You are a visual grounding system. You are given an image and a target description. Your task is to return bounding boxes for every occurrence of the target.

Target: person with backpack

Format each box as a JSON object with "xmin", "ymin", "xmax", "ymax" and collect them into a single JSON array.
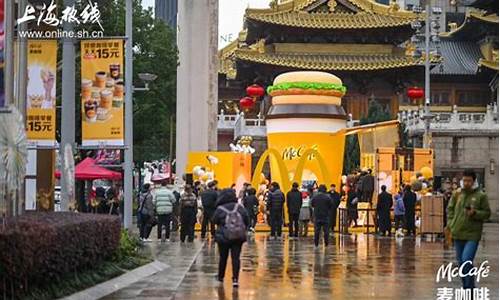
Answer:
[
  {"xmin": 266, "ymin": 182, "xmax": 285, "ymax": 240},
  {"xmin": 213, "ymin": 188, "xmax": 250, "ymax": 287},
  {"xmin": 286, "ymin": 182, "xmax": 302, "ymax": 238},
  {"xmin": 201, "ymin": 180, "xmax": 218, "ymax": 239},
  {"xmin": 155, "ymin": 181, "xmax": 176, "ymax": 242},
  {"xmin": 394, "ymin": 189, "xmax": 405, "ymax": 235},
  {"xmin": 138, "ymin": 183, "xmax": 154, "ymax": 241},
  {"xmin": 180, "ymin": 185, "xmax": 198, "ymax": 243},
  {"xmin": 243, "ymin": 187, "xmax": 259, "ymax": 232}
]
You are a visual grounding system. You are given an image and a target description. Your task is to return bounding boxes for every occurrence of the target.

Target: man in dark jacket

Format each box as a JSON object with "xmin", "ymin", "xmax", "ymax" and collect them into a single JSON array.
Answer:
[
  {"xmin": 286, "ymin": 182, "xmax": 302, "ymax": 238},
  {"xmin": 180, "ymin": 185, "xmax": 198, "ymax": 243},
  {"xmin": 403, "ymin": 185, "xmax": 417, "ymax": 236},
  {"xmin": 328, "ymin": 184, "xmax": 341, "ymax": 233},
  {"xmin": 376, "ymin": 185, "xmax": 393, "ymax": 236},
  {"xmin": 311, "ymin": 185, "xmax": 333, "ymax": 247},
  {"xmin": 201, "ymin": 181, "xmax": 218, "ymax": 239},
  {"xmin": 243, "ymin": 187, "xmax": 259, "ymax": 231},
  {"xmin": 267, "ymin": 182, "xmax": 285, "ymax": 239},
  {"xmin": 213, "ymin": 188, "xmax": 249, "ymax": 287}
]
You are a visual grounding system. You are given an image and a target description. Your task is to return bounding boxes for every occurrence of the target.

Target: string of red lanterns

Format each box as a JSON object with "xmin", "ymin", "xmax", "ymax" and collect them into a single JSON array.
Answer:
[{"xmin": 240, "ymin": 84, "xmax": 265, "ymax": 112}]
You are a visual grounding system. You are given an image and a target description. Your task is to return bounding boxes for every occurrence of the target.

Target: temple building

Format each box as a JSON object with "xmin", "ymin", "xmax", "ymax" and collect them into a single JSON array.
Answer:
[
  {"xmin": 400, "ymin": 0, "xmax": 498, "ymax": 218},
  {"xmin": 217, "ymin": 0, "xmax": 498, "ymax": 217}
]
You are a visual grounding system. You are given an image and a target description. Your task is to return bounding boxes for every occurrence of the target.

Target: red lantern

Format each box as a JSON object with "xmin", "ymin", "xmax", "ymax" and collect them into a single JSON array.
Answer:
[
  {"xmin": 239, "ymin": 96, "xmax": 254, "ymax": 111},
  {"xmin": 246, "ymin": 84, "xmax": 265, "ymax": 98},
  {"xmin": 407, "ymin": 86, "xmax": 424, "ymax": 100}
]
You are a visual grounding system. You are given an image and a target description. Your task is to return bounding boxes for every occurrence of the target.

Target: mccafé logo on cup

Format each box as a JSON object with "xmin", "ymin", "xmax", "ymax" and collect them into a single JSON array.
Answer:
[{"xmin": 282, "ymin": 145, "xmax": 319, "ymax": 161}]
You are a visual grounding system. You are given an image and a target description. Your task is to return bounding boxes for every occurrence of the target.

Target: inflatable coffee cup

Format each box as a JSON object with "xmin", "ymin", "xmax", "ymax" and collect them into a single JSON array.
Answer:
[{"xmin": 266, "ymin": 71, "xmax": 347, "ymax": 185}]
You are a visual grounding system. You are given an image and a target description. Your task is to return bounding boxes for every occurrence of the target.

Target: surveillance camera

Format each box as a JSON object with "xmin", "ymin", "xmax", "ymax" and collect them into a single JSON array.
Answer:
[{"xmin": 138, "ymin": 73, "xmax": 158, "ymax": 82}]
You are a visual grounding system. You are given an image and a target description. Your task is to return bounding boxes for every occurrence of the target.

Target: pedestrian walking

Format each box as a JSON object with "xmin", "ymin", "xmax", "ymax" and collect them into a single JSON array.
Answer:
[
  {"xmin": 138, "ymin": 183, "xmax": 154, "ymax": 241},
  {"xmin": 286, "ymin": 182, "xmax": 302, "ymax": 238},
  {"xmin": 155, "ymin": 181, "xmax": 176, "ymax": 242},
  {"xmin": 403, "ymin": 185, "xmax": 417, "ymax": 236},
  {"xmin": 201, "ymin": 181, "xmax": 218, "ymax": 239},
  {"xmin": 446, "ymin": 169, "xmax": 491, "ymax": 290},
  {"xmin": 393, "ymin": 189, "xmax": 405, "ymax": 235},
  {"xmin": 299, "ymin": 189, "xmax": 312, "ymax": 237},
  {"xmin": 376, "ymin": 185, "xmax": 392, "ymax": 236},
  {"xmin": 171, "ymin": 188, "xmax": 181, "ymax": 231},
  {"xmin": 311, "ymin": 185, "xmax": 332, "ymax": 247},
  {"xmin": 266, "ymin": 182, "xmax": 285, "ymax": 239},
  {"xmin": 180, "ymin": 185, "xmax": 198, "ymax": 243},
  {"xmin": 243, "ymin": 187, "xmax": 259, "ymax": 232},
  {"xmin": 213, "ymin": 188, "xmax": 250, "ymax": 287},
  {"xmin": 328, "ymin": 184, "xmax": 341, "ymax": 232}
]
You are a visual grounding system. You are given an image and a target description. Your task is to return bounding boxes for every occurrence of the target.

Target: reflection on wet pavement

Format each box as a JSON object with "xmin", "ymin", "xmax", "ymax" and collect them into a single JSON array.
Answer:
[{"xmin": 173, "ymin": 225, "xmax": 498, "ymax": 300}]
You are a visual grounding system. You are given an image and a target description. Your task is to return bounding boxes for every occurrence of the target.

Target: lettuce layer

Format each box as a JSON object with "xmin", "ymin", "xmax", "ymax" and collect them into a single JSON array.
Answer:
[{"xmin": 267, "ymin": 81, "xmax": 347, "ymax": 94}]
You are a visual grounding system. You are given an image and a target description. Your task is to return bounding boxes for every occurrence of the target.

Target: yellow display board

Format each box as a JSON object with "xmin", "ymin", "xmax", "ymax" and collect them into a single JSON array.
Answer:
[
  {"xmin": 26, "ymin": 40, "xmax": 57, "ymax": 146},
  {"xmin": 81, "ymin": 39, "xmax": 124, "ymax": 146},
  {"xmin": 263, "ymin": 131, "xmax": 346, "ymax": 189},
  {"xmin": 186, "ymin": 152, "xmax": 252, "ymax": 189}
]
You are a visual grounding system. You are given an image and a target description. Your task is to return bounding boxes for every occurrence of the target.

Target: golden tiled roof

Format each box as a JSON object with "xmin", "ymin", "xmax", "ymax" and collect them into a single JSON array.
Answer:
[
  {"xmin": 245, "ymin": 0, "xmax": 420, "ymax": 29},
  {"xmin": 233, "ymin": 48, "xmax": 425, "ymax": 71},
  {"xmin": 246, "ymin": 11, "xmax": 418, "ymax": 29}
]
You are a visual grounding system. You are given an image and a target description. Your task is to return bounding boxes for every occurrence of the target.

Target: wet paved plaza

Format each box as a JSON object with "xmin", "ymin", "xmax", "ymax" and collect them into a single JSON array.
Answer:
[{"xmin": 105, "ymin": 224, "xmax": 498, "ymax": 300}]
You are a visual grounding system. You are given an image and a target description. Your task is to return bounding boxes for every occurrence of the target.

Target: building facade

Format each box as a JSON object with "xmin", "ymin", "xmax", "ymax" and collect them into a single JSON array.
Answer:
[{"xmin": 155, "ymin": 0, "xmax": 178, "ymax": 29}]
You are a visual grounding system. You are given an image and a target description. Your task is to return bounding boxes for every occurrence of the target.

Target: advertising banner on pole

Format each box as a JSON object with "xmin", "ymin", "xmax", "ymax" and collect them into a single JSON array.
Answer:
[
  {"xmin": 26, "ymin": 39, "xmax": 57, "ymax": 146},
  {"xmin": 0, "ymin": 0, "xmax": 4, "ymax": 107},
  {"xmin": 80, "ymin": 39, "xmax": 124, "ymax": 147}
]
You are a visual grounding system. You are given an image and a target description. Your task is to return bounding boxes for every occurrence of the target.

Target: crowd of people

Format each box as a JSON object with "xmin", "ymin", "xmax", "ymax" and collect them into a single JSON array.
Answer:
[{"xmin": 135, "ymin": 169, "xmax": 491, "ymax": 290}]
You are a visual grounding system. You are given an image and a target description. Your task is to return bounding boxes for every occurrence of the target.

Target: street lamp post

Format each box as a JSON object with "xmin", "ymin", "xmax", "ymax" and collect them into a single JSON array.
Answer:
[
  {"xmin": 412, "ymin": 3, "xmax": 441, "ymax": 149},
  {"xmin": 124, "ymin": 0, "xmax": 133, "ymax": 229},
  {"xmin": 124, "ymin": 1, "xmax": 157, "ymax": 229}
]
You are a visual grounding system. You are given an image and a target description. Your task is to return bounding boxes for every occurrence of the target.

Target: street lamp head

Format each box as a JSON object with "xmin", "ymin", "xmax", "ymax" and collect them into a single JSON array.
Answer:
[{"xmin": 138, "ymin": 73, "xmax": 158, "ymax": 82}]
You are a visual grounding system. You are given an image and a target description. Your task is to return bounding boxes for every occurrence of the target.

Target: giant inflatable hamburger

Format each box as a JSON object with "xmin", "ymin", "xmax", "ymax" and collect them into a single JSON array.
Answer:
[{"xmin": 266, "ymin": 71, "xmax": 347, "ymax": 185}]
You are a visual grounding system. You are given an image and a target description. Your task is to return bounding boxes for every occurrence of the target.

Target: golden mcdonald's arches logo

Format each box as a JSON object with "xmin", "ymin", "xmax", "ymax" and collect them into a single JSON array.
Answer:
[
  {"xmin": 282, "ymin": 144, "xmax": 318, "ymax": 161},
  {"xmin": 251, "ymin": 147, "xmax": 333, "ymax": 191}
]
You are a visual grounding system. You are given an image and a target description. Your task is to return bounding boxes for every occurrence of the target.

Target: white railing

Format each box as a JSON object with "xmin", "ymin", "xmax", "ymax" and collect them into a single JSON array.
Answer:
[
  {"xmin": 399, "ymin": 104, "xmax": 499, "ymax": 135},
  {"xmin": 217, "ymin": 111, "xmax": 266, "ymax": 138}
]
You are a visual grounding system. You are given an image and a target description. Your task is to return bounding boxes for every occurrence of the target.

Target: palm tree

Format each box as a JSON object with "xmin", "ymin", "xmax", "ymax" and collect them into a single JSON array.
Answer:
[{"xmin": 0, "ymin": 106, "xmax": 28, "ymax": 218}]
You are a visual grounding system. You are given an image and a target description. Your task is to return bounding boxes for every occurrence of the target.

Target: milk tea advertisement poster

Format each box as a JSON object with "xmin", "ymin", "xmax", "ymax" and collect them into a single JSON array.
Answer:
[
  {"xmin": 80, "ymin": 39, "xmax": 124, "ymax": 147},
  {"xmin": 26, "ymin": 40, "xmax": 57, "ymax": 145}
]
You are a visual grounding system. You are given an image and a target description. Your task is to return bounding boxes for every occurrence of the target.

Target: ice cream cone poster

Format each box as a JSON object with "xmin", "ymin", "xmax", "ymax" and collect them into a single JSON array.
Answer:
[
  {"xmin": 81, "ymin": 39, "xmax": 124, "ymax": 147},
  {"xmin": 26, "ymin": 40, "xmax": 57, "ymax": 145}
]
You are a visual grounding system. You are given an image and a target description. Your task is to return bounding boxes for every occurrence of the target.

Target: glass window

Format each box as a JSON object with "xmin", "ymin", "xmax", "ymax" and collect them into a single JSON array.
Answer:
[
  {"xmin": 431, "ymin": 91, "xmax": 450, "ymax": 105},
  {"xmin": 457, "ymin": 90, "xmax": 491, "ymax": 106}
]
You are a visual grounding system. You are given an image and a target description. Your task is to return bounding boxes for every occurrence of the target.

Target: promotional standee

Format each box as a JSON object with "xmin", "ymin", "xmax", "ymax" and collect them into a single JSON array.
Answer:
[
  {"xmin": 81, "ymin": 39, "xmax": 124, "ymax": 147},
  {"xmin": 26, "ymin": 40, "xmax": 57, "ymax": 146}
]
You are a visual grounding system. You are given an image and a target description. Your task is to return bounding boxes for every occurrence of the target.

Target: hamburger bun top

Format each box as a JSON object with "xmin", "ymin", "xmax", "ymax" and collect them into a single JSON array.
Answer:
[{"xmin": 273, "ymin": 71, "xmax": 342, "ymax": 85}]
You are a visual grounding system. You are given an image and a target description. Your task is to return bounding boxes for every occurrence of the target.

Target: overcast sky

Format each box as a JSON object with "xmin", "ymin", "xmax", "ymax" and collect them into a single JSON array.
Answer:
[{"xmin": 141, "ymin": 0, "xmax": 270, "ymax": 48}]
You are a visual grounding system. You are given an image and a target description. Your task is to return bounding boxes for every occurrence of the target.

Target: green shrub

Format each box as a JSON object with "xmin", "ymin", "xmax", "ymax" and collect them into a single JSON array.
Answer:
[{"xmin": 0, "ymin": 212, "xmax": 121, "ymax": 298}]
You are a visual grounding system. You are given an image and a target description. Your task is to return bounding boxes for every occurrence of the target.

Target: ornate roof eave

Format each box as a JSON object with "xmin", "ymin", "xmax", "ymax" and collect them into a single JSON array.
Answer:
[
  {"xmin": 441, "ymin": 9, "xmax": 499, "ymax": 38},
  {"xmin": 232, "ymin": 48, "xmax": 435, "ymax": 72},
  {"xmin": 479, "ymin": 58, "xmax": 499, "ymax": 71}
]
